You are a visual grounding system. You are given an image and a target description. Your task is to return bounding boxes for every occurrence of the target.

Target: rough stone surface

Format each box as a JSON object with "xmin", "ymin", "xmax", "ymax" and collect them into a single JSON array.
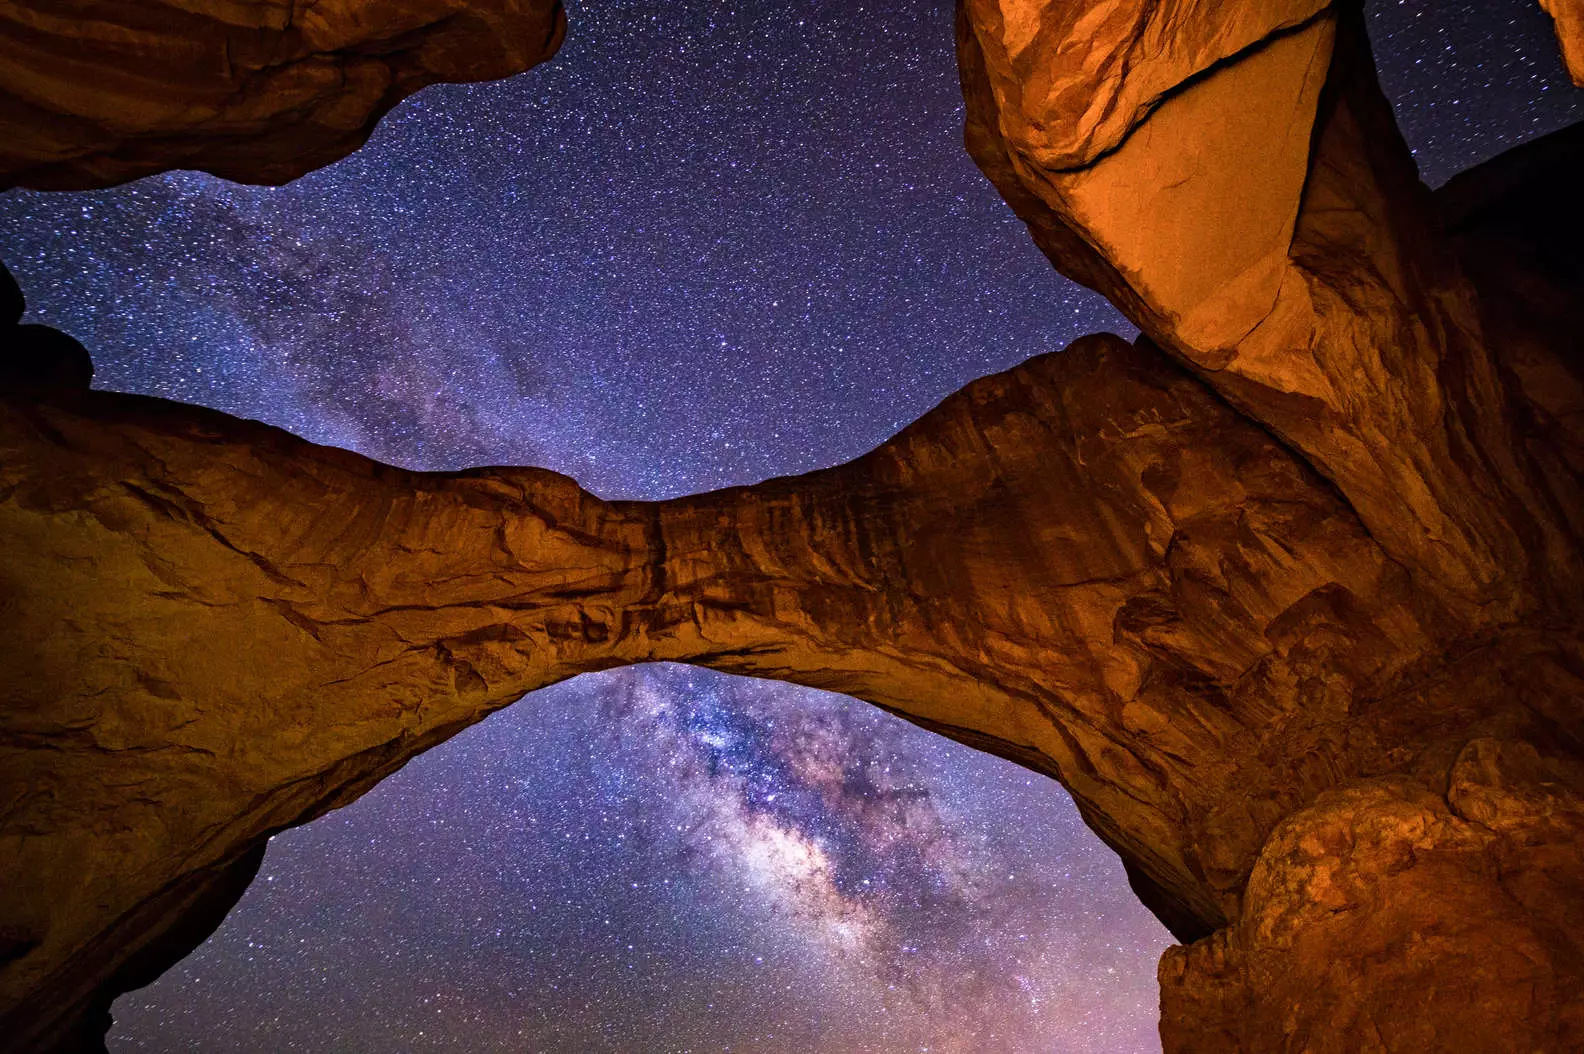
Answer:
[
  {"xmin": 953, "ymin": 0, "xmax": 1584, "ymax": 1049},
  {"xmin": 0, "ymin": 0, "xmax": 1582, "ymax": 1051},
  {"xmin": 1160, "ymin": 744, "xmax": 1584, "ymax": 1052},
  {"xmin": 958, "ymin": 0, "xmax": 1583, "ymax": 621},
  {"xmin": 0, "ymin": 332, "xmax": 1395, "ymax": 1044},
  {"xmin": 0, "ymin": 0, "xmax": 565, "ymax": 190},
  {"xmin": 1543, "ymin": 0, "xmax": 1584, "ymax": 85},
  {"xmin": 4, "ymin": 331, "xmax": 1582, "ymax": 1051}
]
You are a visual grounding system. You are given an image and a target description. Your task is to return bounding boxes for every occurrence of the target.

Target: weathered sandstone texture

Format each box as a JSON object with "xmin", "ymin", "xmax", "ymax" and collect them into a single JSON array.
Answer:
[
  {"xmin": 956, "ymin": 0, "xmax": 1584, "ymax": 1048},
  {"xmin": 0, "ymin": 0, "xmax": 1581, "ymax": 1051},
  {"xmin": 0, "ymin": 0, "xmax": 565, "ymax": 190},
  {"xmin": 8, "ymin": 327, "xmax": 1574, "ymax": 1051},
  {"xmin": 958, "ymin": 0, "xmax": 1581, "ymax": 620},
  {"xmin": 1543, "ymin": 0, "xmax": 1584, "ymax": 85}
]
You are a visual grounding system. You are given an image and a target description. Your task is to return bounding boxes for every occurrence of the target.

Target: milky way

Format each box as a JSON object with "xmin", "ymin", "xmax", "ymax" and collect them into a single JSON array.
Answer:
[{"xmin": 0, "ymin": 0, "xmax": 1578, "ymax": 1051}]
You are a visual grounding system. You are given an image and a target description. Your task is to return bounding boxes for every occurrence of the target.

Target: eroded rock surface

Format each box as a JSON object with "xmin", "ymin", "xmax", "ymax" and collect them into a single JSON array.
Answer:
[
  {"xmin": 958, "ymin": 0, "xmax": 1583, "ymax": 621},
  {"xmin": 0, "ymin": 332, "xmax": 1383, "ymax": 1044},
  {"xmin": 1161, "ymin": 741, "xmax": 1584, "ymax": 1052},
  {"xmin": 1543, "ymin": 0, "xmax": 1584, "ymax": 85},
  {"xmin": 0, "ymin": 0, "xmax": 565, "ymax": 190},
  {"xmin": 953, "ymin": 0, "xmax": 1584, "ymax": 1048},
  {"xmin": 4, "ymin": 330, "xmax": 1582, "ymax": 1051}
]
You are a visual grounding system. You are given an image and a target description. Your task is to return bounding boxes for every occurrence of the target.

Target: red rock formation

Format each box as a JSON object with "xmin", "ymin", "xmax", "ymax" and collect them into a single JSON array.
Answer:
[
  {"xmin": 955, "ymin": 0, "xmax": 1584, "ymax": 1048},
  {"xmin": 958, "ymin": 0, "xmax": 1582, "ymax": 621},
  {"xmin": 1160, "ymin": 743, "xmax": 1584, "ymax": 1052},
  {"xmin": 1543, "ymin": 0, "xmax": 1584, "ymax": 85},
  {"xmin": 0, "ymin": 0, "xmax": 1581, "ymax": 1051},
  {"xmin": 4, "ymin": 327, "xmax": 1582, "ymax": 1050},
  {"xmin": 0, "ymin": 0, "xmax": 565, "ymax": 190}
]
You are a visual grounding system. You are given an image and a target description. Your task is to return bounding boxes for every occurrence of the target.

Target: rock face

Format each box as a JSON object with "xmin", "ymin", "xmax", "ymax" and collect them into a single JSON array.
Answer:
[
  {"xmin": 953, "ymin": 0, "xmax": 1584, "ymax": 1048},
  {"xmin": 4, "ymin": 329, "xmax": 1582, "ymax": 1050},
  {"xmin": 958, "ymin": 0, "xmax": 1581, "ymax": 621},
  {"xmin": 0, "ymin": 0, "xmax": 565, "ymax": 190},
  {"xmin": 1159, "ymin": 744, "xmax": 1584, "ymax": 1052},
  {"xmin": 0, "ymin": 0, "xmax": 1581, "ymax": 1051},
  {"xmin": 1543, "ymin": 0, "xmax": 1584, "ymax": 85}
]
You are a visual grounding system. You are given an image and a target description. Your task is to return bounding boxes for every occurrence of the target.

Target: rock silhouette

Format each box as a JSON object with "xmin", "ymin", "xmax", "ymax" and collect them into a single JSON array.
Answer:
[
  {"xmin": 0, "ymin": 263, "xmax": 93, "ymax": 391},
  {"xmin": 1, "ymin": 0, "xmax": 1582, "ymax": 1051}
]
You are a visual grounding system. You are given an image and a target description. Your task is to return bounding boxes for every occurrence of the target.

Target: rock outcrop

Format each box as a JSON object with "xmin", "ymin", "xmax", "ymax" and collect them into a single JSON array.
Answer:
[
  {"xmin": 0, "ymin": 0, "xmax": 565, "ymax": 190},
  {"xmin": 1543, "ymin": 0, "xmax": 1584, "ymax": 85},
  {"xmin": 957, "ymin": 0, "xmax": 1581, "ymax": 621},
  {"xmin": 953, "ymin": 0, "xmax": 1584, "ymax": 1047},
  {"xmin": 0, "ymin": 0, "xmax": 1581, "ymax": 1051},
  {"xmin": 1, "ymin": 266, "xmax": 93, "ymax": 391},
  {"xmin": 1159, "ymin": 743, "xmax": 1584, "ymax": 1052}
]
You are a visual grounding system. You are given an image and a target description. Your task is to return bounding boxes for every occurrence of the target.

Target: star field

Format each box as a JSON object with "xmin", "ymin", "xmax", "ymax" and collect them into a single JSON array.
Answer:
[
  {"xmin": 102, "ymin": 669, "xmax": 1169, "ymax": 1052},
  {"xmin": 0, "ymin": 1, "xmax": 1127, "ymax": 500},
  {"xmin": 1369, "ymin": 0, "xmax": 1580, "ymax": 184},
  {"xmin": 0, "ymin": 0, "xmax": 1578, "ymax": 1051}
]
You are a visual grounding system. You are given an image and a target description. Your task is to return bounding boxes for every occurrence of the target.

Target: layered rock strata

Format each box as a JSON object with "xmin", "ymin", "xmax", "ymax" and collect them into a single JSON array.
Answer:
[{"xmin": 0, "ymin": 0, "xmax": 565, "ymax": 190}]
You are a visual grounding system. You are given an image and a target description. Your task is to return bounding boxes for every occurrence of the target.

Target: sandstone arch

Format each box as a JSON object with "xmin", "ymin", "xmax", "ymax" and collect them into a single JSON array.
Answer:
[{"xmin": 1, "ymin": 0, "xmax": 1582, "ymax": 1050}]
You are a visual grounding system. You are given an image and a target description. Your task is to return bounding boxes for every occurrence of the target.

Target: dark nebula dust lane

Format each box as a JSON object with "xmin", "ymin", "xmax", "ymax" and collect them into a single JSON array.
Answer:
[{"xmin": 0, "ymin": 0, "xmax": 1577, "ymax": 1051}]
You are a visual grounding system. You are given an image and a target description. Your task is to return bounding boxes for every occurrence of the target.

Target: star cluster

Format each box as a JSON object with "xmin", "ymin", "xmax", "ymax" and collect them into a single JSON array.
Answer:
[{"xmin": 0, "ymin": 0, "xmax": 1578, "ymax": 1051}]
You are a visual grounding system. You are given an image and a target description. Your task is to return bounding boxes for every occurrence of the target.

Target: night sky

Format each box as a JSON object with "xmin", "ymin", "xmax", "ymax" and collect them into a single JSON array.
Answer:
[{"xmin": 1, "ymin": 1, "xmax": 1579, "ymax": 1051}]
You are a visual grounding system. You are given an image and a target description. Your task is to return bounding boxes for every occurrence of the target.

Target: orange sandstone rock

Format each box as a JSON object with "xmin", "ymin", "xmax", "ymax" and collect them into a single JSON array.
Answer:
[
  {"xmin": 958, "ymin": 0, "xmax": 1583, "ymax": 621},
  {"xmin": 4, "ymin": 329, "xmax": 1582, "ymax": 1050},
  {"xmin": 1542, "ymin": 0, "xmax": 1584, "ymax": 85},
  {"xmin": 0, "ymin": 0, "xmax": 565, "ymax": 189}
]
